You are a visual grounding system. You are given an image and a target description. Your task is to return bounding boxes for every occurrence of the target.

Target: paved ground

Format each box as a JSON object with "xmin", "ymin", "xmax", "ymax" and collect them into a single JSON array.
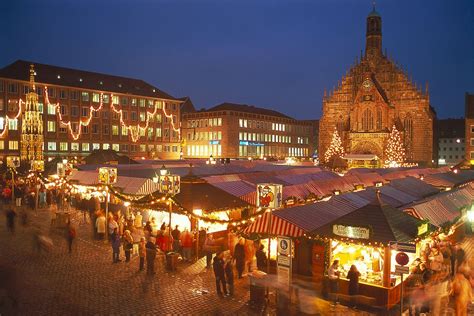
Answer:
[{"xmin": 0, "ymin": 205, "xmax": 373, "ymax": 316}]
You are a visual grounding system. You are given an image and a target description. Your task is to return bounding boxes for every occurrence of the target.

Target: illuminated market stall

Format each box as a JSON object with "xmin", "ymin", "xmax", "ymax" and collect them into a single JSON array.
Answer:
[{"xmin": 310, "ymin": 193, "xmax": 426, "ymax": 309}]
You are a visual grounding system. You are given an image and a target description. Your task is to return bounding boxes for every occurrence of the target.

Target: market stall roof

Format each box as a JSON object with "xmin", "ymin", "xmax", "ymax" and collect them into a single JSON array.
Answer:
[
  {"xmin": 388, "ymin": 177, "xmax": 440, "ymax": 198},
  {"xmin": 243, "ymin": 211, "xmax": 305, "ymax": 238},
  {"xmin": 172, "ymin": 180, "xmax": 249, "ymax": 212},
  {"xmin": 83, "ymin": 149, "xmax": 138, "ymax": 165},
  {"xmin": 312, "ymin": 193, "xmax": 424, "ymax": 243}
]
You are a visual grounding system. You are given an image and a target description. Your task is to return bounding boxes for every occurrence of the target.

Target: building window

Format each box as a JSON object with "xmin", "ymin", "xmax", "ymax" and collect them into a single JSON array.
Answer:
[
  {"xmin": 361, "ymin": 108, "xmax": 374, "ymax": 131},
  {"xmin": 71, "ymin": 106, "xmax": 79, "ymax": 117},
  {"xmin": 131, "ymin": 98, "xmax": 137, "ymax": 107},
  {"xmin": 112, "ymin": 125, "xmax": 119, "ymax": 136},
  {"xmin": 156, "ymin": 128, "xmax": 162, "ymax": 137},
  {"xmin": 121, "ymin": 144, "xmax": 129, "ymax": 152},
  {"xmin": 59, "ymin": 90, "xmax": 67, "ymax": 99},
  {"xmin": 139, "ymin": 99, "xmax": 145, "ymax": 107},
  {"xmin": 103, "ymin": 143, "xmax": 110, "ymax": 150},
  {"xmin": 92, "ymin": 124, "xmax": 99, "ymax": 134},
  {"xmin": 60, "ymin": 105, "xmax": 67, "ymax": 116},
  {"xmin": 0, "ymin": 141, "xmax": 4, "ymax": 150},
  {"xmin": 8, "ymin": 83, "xmax": 18, "ymax": 94},
  {"xmin": 103, "ymin": 124, "xmax": 109, "ymax": 135},
  {"xmin": 92, "ymin": 143, "xmax": 100, "ymax": 150},
  {"xmin": 81, "ymin": 107, "xmax": 89, "ymax": 117},
  {"xmin": 112, "ymin": 96, "xmax": 119, "ymax": 105},
  {"xmin": 9, "ymin": 141, "xmax": 19, "ymax": 150},
  {"xmin": 23, "ymin": 85, "xmax": 30, "ymax": 94},
  {"xmin": 71, "ymin": 143, "xmax": 79, "ymax": 151},
  {"xmin": 60, "ymin": 142, "xmax": 68, "ymax": 151},
  {"xmin": 140, "ymin": 144, "xmax": 146, "ymax": 152},
  {"xmin": 122, "ymin": 111, "xmax": 128, "ymax": 120},
  {"xmin": 70, "ymin": 91, "xmax": 78, "ymax": 100},
  {"xmin": 131, "ymin": 112, "xmax": 137, "ymax": 121},
  {"xmin": 82, "ymin": 143, "xmax": 90, "ymax": 152},
  {"xmin": 112, "ymin": 144, "xmax": 119, "ymax": 151},
  {"xmin": 155, "ymin": 101, "xmax": 162, "ymax": 109},
  {"xmin": 59, "ymin": 127, "xmax": 67, "ymax": 133},
  {"xmin": 49, "ymin": 87, "xmax": 56, "ymax": 98},
  {"xmin": 102, "ymin": 111, "xmax": 109, "ymax": 119},
  {"xmin": 47, "ymin": 142, "xmax": 56, "ymax": 151},
  {"xmin": 148, "ymin": 100, "xmax": 154, "ymax": 108},
  {"xmin": 102, "ymin": 94, "xmax": 110, "ymax": 104},
  {"xmin": 47, "ymin": 121, "xmax": 56, "ymax": 132},
  {"xmin": 140, "ymin": 112, "xmax": 146, "ymax": 122},
  {"xmin": 8, "ymin": 119, "xmax": 18, "ymax": 130},
  {"xmin": 81, "ymin": 92, "xmax": 89, "ymax": 102},
  {"xmin": 121, "ymin": 127, "xmax": 128, "ymax": 136},
  {"xmin": 92, "ymin": 93, "xmax": 100, "ymax": 103}
]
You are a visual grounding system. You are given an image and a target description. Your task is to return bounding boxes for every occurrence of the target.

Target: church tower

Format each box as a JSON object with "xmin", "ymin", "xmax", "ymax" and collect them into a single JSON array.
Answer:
[
  {"xmin": 20, "ymin": 64, "xmax": 44, "ymax": 162},
  {"xmin": 365, "ymin": 5, "xmax": 382, "ymax": 59}
]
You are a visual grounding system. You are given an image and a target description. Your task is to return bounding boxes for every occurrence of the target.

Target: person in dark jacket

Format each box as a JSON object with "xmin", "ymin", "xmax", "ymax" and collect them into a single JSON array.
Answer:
[
  {"xmin": 111, "ymin": 228, "xmax": 121, "ymax": 263},
  {"xmin": 6, "ymin": 208, "xmax": 17, "ymax": 234},
  {"xmin": 234, "ymin": 238, "xmax": 245, "ymax": 278},
  {"xmin": 213, "ymin": 252, "xmax": 228, "ymax": 296},
  {"xmin": 256, "ymin": 244, "xmax": 267, "ymax": 271},
  {"xmin": 224, "ymin": 256, "xmax": 234, "ymax": 296},
  {"xmin": 146, "ymin": 238, "xmax": 157, "ymax": 275},
  {"xmin": 347, "ymin": 265, "xmax": 360, "ymax": 307}
]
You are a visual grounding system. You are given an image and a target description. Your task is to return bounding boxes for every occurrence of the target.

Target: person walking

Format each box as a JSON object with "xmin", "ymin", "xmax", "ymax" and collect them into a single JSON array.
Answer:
[
  {"xmin": 111, "ymin": 228, "xmax": 121, "ymax": 263},
  {"xmin": 66, "ymin": 222, "xmax": 76, "ymax": 253},
  {"xmin": 204, "ymin": 233, "xmax": 216, "ymax": 269},
  {"xmin": 180, "ymin": 228, "xmax": 193, "ymax": 262},
  {"xmin": 138, "ymin": 237, "xmax": 146, "ymax": 271},
  {"xmin": 234, "ymin": 238, "xmax": 245, "ymax": 278},
  {"xmin": 224, "ymin": 256, "xmax": 235, "ymax": 296},
  {"xmin": 108, "ymin": 215, "xmax": 118, "ymax": 241},
  {"xmin": 347, "ymin": 264, "xmax": 361, "ymax": 308},
  {"xmin": 6, "ymin": 208, "xmax": 17, "ymax": 234},
  {"xmin": 256, "ymin": 244, "xmax": 267, "ymax": 271},
  {"xmin": 171, "ymin": 225, "xmax": 181, "ymax": 253},
  {"xmin": 213, "ymin": 252, "xmax": 228, "ymax": 297},
  {"xmin": 450, "ymin": 269, "xmax": 472, "ymax": 316},
  {"xmin": 328, "ymin": 260, "xmax": 341, "ymax": 305},
  {"xmin": 123, "ymin": 230, "xmax": 134, "ymax": 262},
  {"xmin": 146, "ymin": 238, "xmax": 157, "ymax": 275},
  {"xmin": 95, "ymin": 212, "xmax": 106, "ymax": 240}
]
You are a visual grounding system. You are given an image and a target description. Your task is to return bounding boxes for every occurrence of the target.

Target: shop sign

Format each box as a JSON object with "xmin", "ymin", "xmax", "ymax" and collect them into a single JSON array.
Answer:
[
  {"xmin": 277, "ymin": 255, "xmax": 291, "ymax": 267},
  {"xmin": 332, "ymin": 224, "xmax": 370, "ymax": 239},
  {"xmin": 389, "ymin": 241, "xmax": 416, "ymax": 253},
  {"xmin": 6, "ymin": 156, "xmax": 20, "ymax": 168},
  {"xmin": 256, "ymin": 183, "xmax": 282, "ymax": 209},
  {"xmin": 277, "ymin": 265, "xmax": 291, "ymax": 285},
  {"xmin": 98, "ymin": 167, "xmax": 118, "ymax": 184},
  {"xmin": 31, "ymin": 160, "xmax": 44, "ymax": 172},
  {"xmin": 417, "ymin": 223, "xmax": 428, "ymax": 236},
  {"xmin": 209, "ymin": 140, "xmax": 220, "ymax": 145},
  {"xmin": 239, "ymin": 141, "xmax": 264, "ymax": 147},
  {"xmin": 277, "ymin": 236, "xmax": 292, "ymax": 286},
  {"xmin": 277, "ymin": 236, "xmax": 292, "ymax": 258},
  {"xmin": 394, "ymin": 265, "xmax": 409, "ymax": 275},
  {"xmin": 395, "ymin": 252, "xmax": 410, "ymax": 266},
  {"xmin": 158, "ymin": 174, "xmax": 180, "ymax": 195}
]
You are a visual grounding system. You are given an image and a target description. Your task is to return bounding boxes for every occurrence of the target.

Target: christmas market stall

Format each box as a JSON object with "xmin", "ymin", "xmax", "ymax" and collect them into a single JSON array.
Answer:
[{"xmin": 311, "ymin": 192, "xmax": 426, "ymax": 309}]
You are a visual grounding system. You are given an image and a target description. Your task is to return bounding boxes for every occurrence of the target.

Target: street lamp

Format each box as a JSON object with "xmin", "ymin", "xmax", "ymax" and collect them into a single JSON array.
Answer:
[
  {"xmin": 160, "ymin": 164, "xmax": 168, "ymax": 176},
  {"xmin": 98, "ymin": 167, "xmax": 118, "ymax": 240}
]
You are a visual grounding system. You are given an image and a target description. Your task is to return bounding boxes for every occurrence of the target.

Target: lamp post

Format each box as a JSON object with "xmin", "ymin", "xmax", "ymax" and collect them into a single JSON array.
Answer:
[
  {"xmin": 7, "ymin": 156, "xmax": 20, "ymax": 207},
  {"xmin": 99, "ymin": 167, "xmax": 118, "ymax": 240},
  {"xmin": 153, "ymin": 164, "xmax": 180, "ymax": 252}
]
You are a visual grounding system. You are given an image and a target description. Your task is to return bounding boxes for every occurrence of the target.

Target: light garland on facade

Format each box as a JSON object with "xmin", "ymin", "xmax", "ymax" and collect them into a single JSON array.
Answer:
[
  {"xmin": 0, "ymin": 99, "xmax": 24, "ymax": 138},
  {"xmin": 43, "ymin": 87, "xmax": 180, "ymax": 142}
]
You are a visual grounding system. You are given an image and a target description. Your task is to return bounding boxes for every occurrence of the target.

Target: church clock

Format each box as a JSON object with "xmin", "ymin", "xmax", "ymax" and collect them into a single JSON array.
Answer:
[{"xmin": 362, "ymin": 79, "xmax": 372, "ymax": 91}]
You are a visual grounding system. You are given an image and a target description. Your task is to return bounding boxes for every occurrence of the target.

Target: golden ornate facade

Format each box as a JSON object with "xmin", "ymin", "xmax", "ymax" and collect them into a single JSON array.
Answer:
[{"xmin": 319, "ymin": 7, "xmax": 435, "ymax": 166}]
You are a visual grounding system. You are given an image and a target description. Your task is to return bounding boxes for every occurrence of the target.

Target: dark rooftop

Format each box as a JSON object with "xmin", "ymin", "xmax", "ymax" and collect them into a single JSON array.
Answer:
[
  {"xmin": 204, "ymin": 102, "xmax": 295, "ymax": 120},
  {"xmin": 437, "ymin": 118, "xmax": 465, "ymax": 138},
  {"xmin": 0, "ymin": 60, "xmax": 178, "ymax": 100}
]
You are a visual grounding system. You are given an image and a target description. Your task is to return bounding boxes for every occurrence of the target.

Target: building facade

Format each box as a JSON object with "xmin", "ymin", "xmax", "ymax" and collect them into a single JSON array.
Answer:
[
  {"xmin": 437, "ymin": 118, "xmax": 465, "ymax": 166},
  {"xmin": 0, "ymin": 60, "xmax": 182, "ymax": 161},
  {"xmin": 319, "ymin": 7, "xmax": 435, "ymax": 166},
  {"xmin": 465, "ymin": 93, "xmax": 474, "ymax": 161},
  {"xmin": 182, "ymin": 102, "xmax": 314, "ymax": 159}
]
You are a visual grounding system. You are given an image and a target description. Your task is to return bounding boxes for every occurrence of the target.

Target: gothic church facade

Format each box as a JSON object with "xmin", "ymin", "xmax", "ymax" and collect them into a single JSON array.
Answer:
[{"xmin": 319, "ymin": 7, "xmax": 435, "ymax": 166}]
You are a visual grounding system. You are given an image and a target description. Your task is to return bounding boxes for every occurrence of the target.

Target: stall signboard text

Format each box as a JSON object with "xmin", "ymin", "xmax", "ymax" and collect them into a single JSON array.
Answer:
[
  {"xmin": 394, "ymin": 265, "xmax": 409, "ymax": 275},
  {"xmin": 31, "ymin": 160, "xmax": 44, "ymax": 172},
  {"xmin": 7, "ymin": 156, "xmax": 20, "ymax": 168},
  {"xmin": 256, "ymin": 183, "xmax": 282, "ymax": 209},
  {"xmin": 389, "ymin": 241, "xmax": 416, "ymax": 253},
  {"xmin": 277, "ymin": 236, "xmax": 292, "ymax": 285},
  {"xmin": 332, "ymin": 224, "xmax": 370, "ymax": 239},
  {"xmin": 99, "ymin": 167, "xmax": 118, "ymax": 184}
]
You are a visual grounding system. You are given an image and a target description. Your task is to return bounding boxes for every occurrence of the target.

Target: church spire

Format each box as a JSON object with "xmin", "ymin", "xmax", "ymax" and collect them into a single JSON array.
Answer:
[
  {"xmin": 29, "ymin": 64, "xmax": 36, "ymax": 92},
  {"xmin": 365, "ymin": 3, "xmax": 382, "ymax": 59}
]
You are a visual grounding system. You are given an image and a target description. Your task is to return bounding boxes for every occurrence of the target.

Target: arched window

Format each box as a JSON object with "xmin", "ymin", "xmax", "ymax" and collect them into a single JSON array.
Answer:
[
  {"xmin": 362, "ymin": 108, "xmax": 374, "ymax": 131},
  {"xmin": 376, "ymin": 108, "xmax": 382, "ymax": 130},
  {"xmin": 336, "ymin": 116, "xmax": 344, "ymax": 132}
]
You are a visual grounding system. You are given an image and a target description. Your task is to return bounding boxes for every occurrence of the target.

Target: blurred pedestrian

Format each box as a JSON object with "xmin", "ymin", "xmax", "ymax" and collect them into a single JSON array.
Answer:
[
  {"xmin": 225, "ymin": 256, "xmax": 234, "ymax": 296},
  {"xmin": 234, "ymin": 238, "xmax": 245, "ymax": 278},
  {"xmin": 144, "ymin": 221, "xmax": 153, "ymax": 239},
  {"xmin": 204, "ymin": 233, "xmax": 216, "ymax": 269},
  {"xmin": 138, "ymin": 237, "xmax": 146, "ymax": 271},
  {"xmin": 180, "ymin": 228, "xmax": 193, "ymax": 262},
  {"xmin": 328, "ymin": 260, "xmax": 340, "ymax": 305},
  {"xmin": 111, "ymin": 228, "xmax": 121, "ymax": 263},
  {"xmin": 256, "ymin": 244, "xmax": 267, "ymax": 271},
  {"xmin": 171, "ymin": 225, "xmax": 181, "ymax": 253},
  {"xmin": 66, "ymin": 221, "xmax": 76, "ymax": 253},
  {"xmin": 6, "ymin": 208, "xmax": 16, "ymax": 234},
  {"xmin": 146, "ymin": 238, "xmax": 157, "ymax": 275},
  {"xmin": 450, "ymin": 269, "xmax": 472, "ymax": 316},
  {"xmin": 123, "ymin": 230, "xmax": 134, "ymax": 262},
  {"xmin": 347, "ymin": 264, "xmax": 360, "ymax": 308},
  {"xmin": 108, "ymin": 215, "xmax": 118, "ymax": 240},
  {"xmin": 213, "ymin": 252, "xmax": 228, "ymax": 296},
  {"xmin": 95, "ymin": 212, "xmax": 106, "ymax": 240}
]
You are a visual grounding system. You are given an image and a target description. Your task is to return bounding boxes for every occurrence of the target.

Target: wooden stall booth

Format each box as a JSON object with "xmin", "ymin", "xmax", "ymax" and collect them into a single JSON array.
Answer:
[{"xmin": 311, "ymin": 193, "xmax": 425, "ymax": 309}]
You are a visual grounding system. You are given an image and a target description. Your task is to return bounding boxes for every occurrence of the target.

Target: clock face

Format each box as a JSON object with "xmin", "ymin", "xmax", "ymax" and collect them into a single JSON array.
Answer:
[{"xmin": 363, "ymin": 79, "xmax": 372, "ymax": 90}]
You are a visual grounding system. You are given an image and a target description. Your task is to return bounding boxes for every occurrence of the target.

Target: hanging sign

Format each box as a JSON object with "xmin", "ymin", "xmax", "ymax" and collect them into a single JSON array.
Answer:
[
  {"xmin": 57, "ymin": 163, "xmax": 65, "ymax": 177},
  {"xmin": 389, "ymin": 241, "xmax": 416, "ymax": 253},
  {"xmin": 7, "ymin": 156, "xmax": 20, "ymax": 168},
  {"xmin": 277, "ymin": 236, "xmax": 292, "ymax": 285},
  {"xmin": 158, "ymin": 174, "xmax": 180, "ymax": 195},
  {"xmin": 417, "ymin": 223, "xmax": 428, "ymax": 236},
  {"xmin": 394, "ymin": 265, "xmax": 410, "ymax": 275},
  {"xmin": 332, "ymin": 224, "xmax": 370, "ymax": 239},
  {"xmin": 257, "ymin": 183, "xmax": 283, "ymax": 209},
  {"xmin": 99, "ymin": 167, "xmax": 118, "ymax": 184},
  {"xmin": 31, "ymin": 160, "xmax": 44, "ymax": 172}
]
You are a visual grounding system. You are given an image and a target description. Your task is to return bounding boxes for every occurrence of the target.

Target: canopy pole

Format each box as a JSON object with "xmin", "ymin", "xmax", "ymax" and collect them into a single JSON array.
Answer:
[{"xmin": 383, "ymin": 246, "xmax": 391, "ymax": 287}]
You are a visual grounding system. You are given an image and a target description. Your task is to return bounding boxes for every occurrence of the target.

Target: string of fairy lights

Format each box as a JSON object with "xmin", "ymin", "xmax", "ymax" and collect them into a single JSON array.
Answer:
[
  {"xmin": 0, "ymin": 87, "xmax": 180, "ymax": 142},
  {"xmin": 324, "ymin": 127, "xmax": 345, "ymax": 163}
]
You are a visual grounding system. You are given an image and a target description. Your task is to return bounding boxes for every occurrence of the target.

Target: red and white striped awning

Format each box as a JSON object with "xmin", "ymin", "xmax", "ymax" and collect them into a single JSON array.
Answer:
[{"xmin": 243, "ymin": 211, "xmax": 305, "ymax": 238}]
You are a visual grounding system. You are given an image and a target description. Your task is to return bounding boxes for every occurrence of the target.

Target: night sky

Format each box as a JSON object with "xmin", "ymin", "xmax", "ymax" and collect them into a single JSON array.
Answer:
[{"xmin": 1, "ymin": 0, "xmax": 473, "ymax": 119}]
